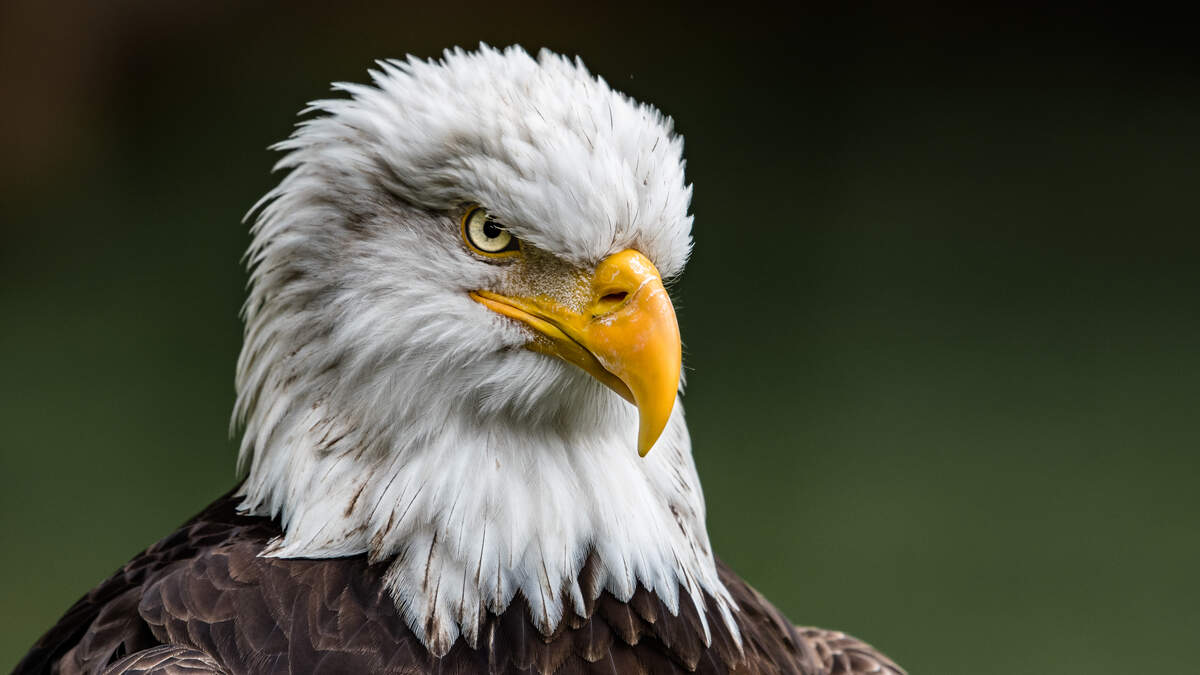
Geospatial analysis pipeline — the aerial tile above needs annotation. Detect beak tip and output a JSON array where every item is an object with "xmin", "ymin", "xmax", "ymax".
[{"xmin": 635, "ymin": 408, "xmax": 673, "ymax": 458}]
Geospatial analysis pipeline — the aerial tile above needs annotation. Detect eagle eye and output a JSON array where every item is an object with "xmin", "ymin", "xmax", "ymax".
[{"xmin": 462, "ymin": 207, "xmax": 520, "ymax": 257}]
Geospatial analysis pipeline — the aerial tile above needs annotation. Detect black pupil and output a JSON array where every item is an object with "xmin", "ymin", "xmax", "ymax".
[{"xmin": 482, "ymin": 220, "xmax": 503, "ymax": 239}]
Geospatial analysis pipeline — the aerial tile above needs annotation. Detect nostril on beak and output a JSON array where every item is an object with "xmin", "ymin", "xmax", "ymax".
[{"xmin": 593, "ymin": 290, "xmax": 630, "ymax": 316}]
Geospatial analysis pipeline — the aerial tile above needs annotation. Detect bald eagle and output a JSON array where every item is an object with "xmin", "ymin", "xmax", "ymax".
[{"xmin": 16, "ymin": 46, "xmax": 905, "ymax": 675}]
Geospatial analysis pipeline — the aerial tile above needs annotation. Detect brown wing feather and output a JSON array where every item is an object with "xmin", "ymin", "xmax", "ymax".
[
  {"xmin": 16, "ymin": 488, "xmax": 905, "ymax": 675},
  {"xmin": 101, "ymin": 645, "xmax": 226, "ymax": 674},
  {"xmin": 795, "ymin": 627, "xmax": 907, "ymax": 675},
  {"xmin": 15, "ymin": 490, "xmax": 259, "ymax": 675}
]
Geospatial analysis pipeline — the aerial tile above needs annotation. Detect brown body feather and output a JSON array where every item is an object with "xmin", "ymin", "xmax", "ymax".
[{"xmin": 15, "ymin": 491, "xmax": 903, "ymax": 675}]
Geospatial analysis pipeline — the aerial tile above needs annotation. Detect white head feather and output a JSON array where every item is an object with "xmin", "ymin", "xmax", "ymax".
[{"xmin": 233, "ymin": 45, "xmax": 735, "ymax": 655}]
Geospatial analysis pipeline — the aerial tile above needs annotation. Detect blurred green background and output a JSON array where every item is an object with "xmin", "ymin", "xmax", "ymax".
[{"xmin": 2, "ymin": 3, "xmax": 1197, "ymax": 673}]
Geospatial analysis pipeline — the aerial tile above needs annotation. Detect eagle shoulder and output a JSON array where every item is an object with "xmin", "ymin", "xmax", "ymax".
[
  {"xmin": 716, "ymin": 560, "xmax": 906, "ymax": 675},
  {"xmin": 13, "ymin": 493, "xmax": 253, "ymax": 675},
  {"xmin": 18, "ymin": 491, "xmax": 904, "ymax": 675}
]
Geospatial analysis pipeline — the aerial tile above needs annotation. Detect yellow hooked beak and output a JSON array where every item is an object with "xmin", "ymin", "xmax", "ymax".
[{"xmin": 471, "ymin": 249, "xmax": 681, "ymax": 457}]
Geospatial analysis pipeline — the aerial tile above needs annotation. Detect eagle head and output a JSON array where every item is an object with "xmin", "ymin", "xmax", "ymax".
[{"xmin": 233, "ymin": 45, "xmax": 733, "ymax": 655}]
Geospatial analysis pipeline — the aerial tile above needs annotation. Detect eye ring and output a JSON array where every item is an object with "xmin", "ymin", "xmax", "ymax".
[{"xmin": 461, "ymin": 207, "xmax": 521, "ymax": 258}]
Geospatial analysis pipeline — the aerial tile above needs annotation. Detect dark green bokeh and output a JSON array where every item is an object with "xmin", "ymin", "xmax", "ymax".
[{"xmin": 2, "ymin": 5, "xmax": 1197, "ymax": 673}]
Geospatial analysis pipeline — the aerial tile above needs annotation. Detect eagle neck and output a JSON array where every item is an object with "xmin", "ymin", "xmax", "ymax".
[{"xmin": 237, "ymin": 386, "xmax": 738, "ymax": 655}]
